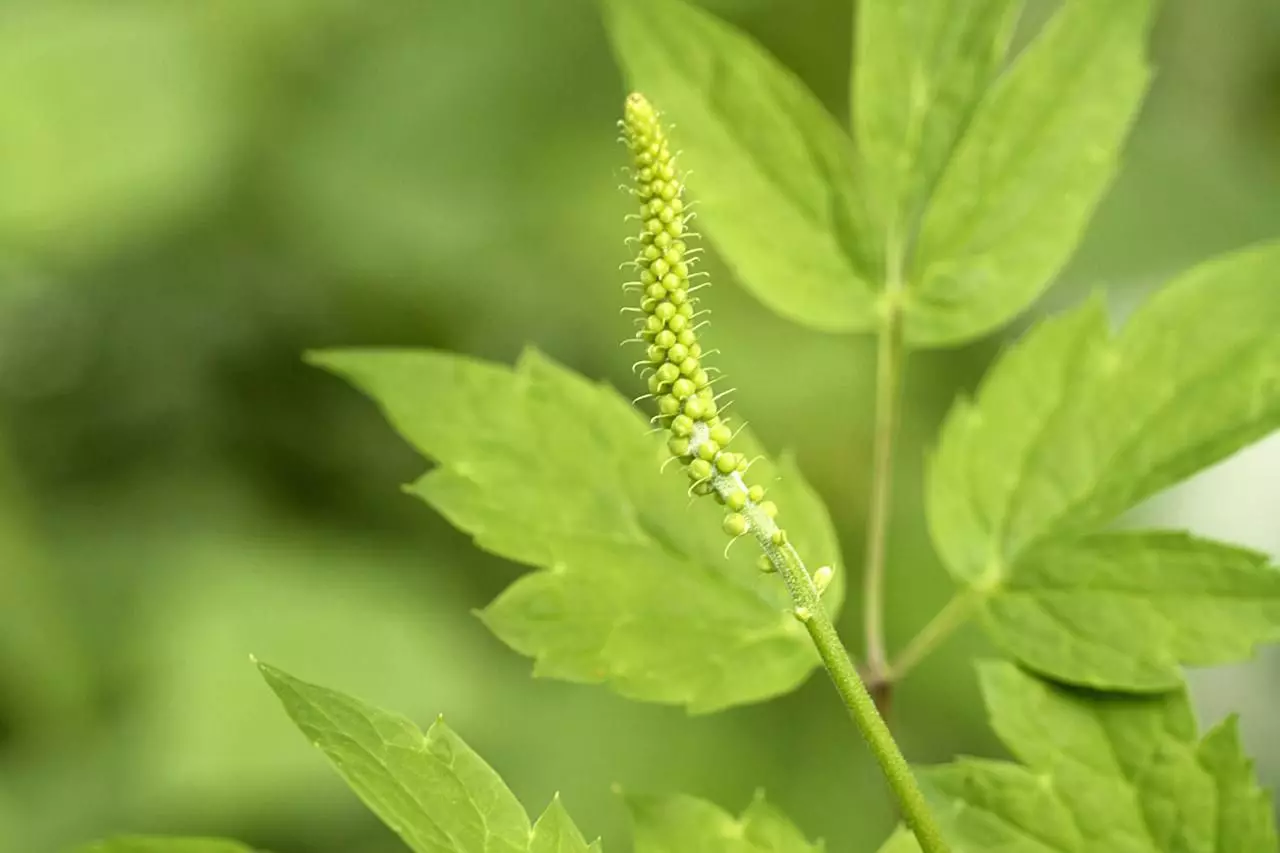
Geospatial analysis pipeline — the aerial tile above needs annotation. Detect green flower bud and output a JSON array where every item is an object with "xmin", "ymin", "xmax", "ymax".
[
  {"xmin": 723, "ymin": 513, "xmax": 748, "ymax": 536},
  {"xmin": 688, "ymin": 459, "xmax": 713, "ymax": 481},
  {"xmin": 621, "ymin": 92, "xmax": 783, "ymax": 549}
]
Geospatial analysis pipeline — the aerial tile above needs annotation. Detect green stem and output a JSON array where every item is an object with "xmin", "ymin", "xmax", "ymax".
[
  {"xmin": 863, "ymin": 291, "xmax": 906, "ymax": 682},
  {"xmin": 764, "ymin": 542, "xmax": 950, "ymax": 853},
  {"xmin": 887, "ymin": 589, "xmax": 981, "ymax": 682}
]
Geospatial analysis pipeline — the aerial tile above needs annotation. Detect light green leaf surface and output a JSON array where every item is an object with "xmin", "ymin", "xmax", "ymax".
[
  {"xmin": 312, "ymin": 348, "xmax": 843, "ymax": 712},
  {"xmin": 920, "ymin": 662, "xmax": 1278, "ymax": 852},
  {"xmin": 73, "ymin": 841, "xmax": 258, "ymax": 853},
  {"xmin": 852, "ymin": 0, "xmax": 1022, "ymax": 251},
  {"xmin": 530, "ymin": 796, "xmax": 599, "ymax": 853},
  {"xmin": 906, "ymin": 0, "xmax": 1154, "ymax": 345},
  {"xmin": 929, "ymin": 241, "xmax": 1280, "ymax": 688},
  {"xmin": 259, "ymin": 662, "xmax": 530, "ymax": 853},
  {"xmin": 984, "ymin": 533, "xmax": 1280, "ymax": 690},
  {"xmin": 602, "ymin": 0, "xmax": 880, "ymax": 334},
  {"xmin": 260, "ymin": 663, "xmax": 601, "ymax": 853},
  {"xmin": 628, "ymin": 791, "xmax": 820, "ymax": 853},
  {"xmin": 874, "ymin": 827, "xmax": 922, "ymax": 853}
]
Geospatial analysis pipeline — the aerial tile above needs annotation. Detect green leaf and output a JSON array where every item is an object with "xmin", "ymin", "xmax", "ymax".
[
  {"xmin": 929, "ymin": 241, "xmax": 1280, "ymax": 688},
  {"xmin": 602, "ymin": 0, "xmax": 880, "ymax": 334},
  {"xmin": 73, "ymin": 841, "xmax": 259, "ymax": 853},
  {"xmin": 984, "ymin": 532, "xmax": 1280, "ymax": 690},
  {"xmin": 628, "ymin": 791, "xmax": 820, "ymax": 853},
  {"xmin": 852, "ymin": 0, "xmax": 1022, "ymax": 248},
  {"xmin": 257, "ymin": 661, "xmax": 530, "ymax": 853},
  {"xmin": 905, "ymin": 0, "xmax": 1155, "ymax": 345},
  {"xmin": 920, "ymin": 662, "xmax": 1278, "ymax": 852},
  {"xmin": 874, "ymin": 827, "xmax": 922, "ymax": 853},
  {"xmin": 530, "ymin": 796, "xmax": 600, "ymax": 853},
  {"xmin": 312, "ymin": 348, "xmax": 844, "ymax": 712}
]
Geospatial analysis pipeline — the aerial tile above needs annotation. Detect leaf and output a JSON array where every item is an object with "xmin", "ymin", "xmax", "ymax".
[
  {"xmin": 73, "ymin": 841, "xmax": 259, "ymax": 853},
  {"xmin": 905, "ymin": 0, "xmax": 1155, "ymax": 345},
  {"xmin": 928, "ymin": 241, "xmax": 1280, "ymax": 688},
  {"xmin": 627, "ymin": 791, "xmax": 820, "ymax": 853},
  {"xmin": 602, "ymin": 0, "xmax": 880, "ymax": 334},
  {"xmin": 984, "ymin": 532, "xmax": 1280, "ymax": 690},
  {"xmin": 851, "ymin": 0, "xmax": 1022, "ymax": 247},
  {"xmin": 530, "ymin": 796, "xmax": 600, "ymax": 853},
  {"xmin": 311, "ymin": 347, "xmax": 844, "ymax": 712},
  {"xmin": 874, "ymin": 827, "xmax": 922, "ymax": 853},
  {"xmin": 919, "ymin": 662, "xmax": 1279, "ymax": 852},
  {"xmin": 257, "ymin": 661, "xmax": 530, "ymax": 853}
]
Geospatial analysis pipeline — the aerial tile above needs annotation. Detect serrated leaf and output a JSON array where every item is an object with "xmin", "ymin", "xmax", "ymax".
[
  {"xmin": 852, "ymin": 0, "xmax": 1022, "ymax": 247},
  {"xmin": 929, "ymin": 241, "xmax": 1280, "ymax": 688},
  {"xmin": 73, "ymin": 841, "xmax": 259, "ymax": 853},
  {"xmin": 602, "ymin": 0, "xmax": 880, "ymax": 334},
  {"xmin": 919, "ymin": 662, "xmax": 1278, "ymax": 853},
  {"xmin": 312, "ymin": 348, "xmax": 843, "ymax": 712},
  {"xmin": 1197, "ymin": 718, "xmax": 1279, "ymax": 851},
  {"xmin": 984, "ymin": 532, "xmax": 1280, "ymax": 690},
  {"xmin": 905, "ymin": 0, "xmax": 1154, "ymax": 345},
  {"xmin": 258, "ymin": 661, "xmax": 530, "ymax": 853},
  {"xmin": 530, "ymin": 796, "xmax": 599, "ymax": 853},
  {"xmin": 628, "ymin": 791, "xmax": 820, "ymax": 853}
]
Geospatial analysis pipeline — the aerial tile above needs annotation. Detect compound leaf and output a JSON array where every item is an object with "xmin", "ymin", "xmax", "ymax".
[
  {"xmin": 311, "ymin": 348, "xmax": 843, "ymax": 712},
  {"xmin": 920, "ymin": 662, "xmax": 1278, "ymax": 852},
  {"xmin": 602, "ymin": 0, "xmax": 880, "ymax": 333},
  {"xmin": 852, "ymin": 0, "xmax": 1022, "ymax": 252},
  {"xmin": 905, "ymin": 0, "xmax": 1154, "ymax": 345},
  {"xmin": 929, "ymin": 241, "xmax": 1280, "ymax": 689}
]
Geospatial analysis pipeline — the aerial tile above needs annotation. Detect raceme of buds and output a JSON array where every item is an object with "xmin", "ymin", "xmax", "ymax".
[{"xmin": 620, "ymin": 93, "xmax": 789, "ymax": 555}]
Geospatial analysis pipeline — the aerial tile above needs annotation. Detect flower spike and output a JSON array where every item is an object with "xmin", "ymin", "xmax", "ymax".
[{"xmin": 619, "ymin": 93, "xmax": 789, "ymax": 550}]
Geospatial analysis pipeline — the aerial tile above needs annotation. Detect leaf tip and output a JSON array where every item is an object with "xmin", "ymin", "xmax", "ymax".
[{"xmin": 301, "ymin": 349, "xmax": 337, "ymax": 370}]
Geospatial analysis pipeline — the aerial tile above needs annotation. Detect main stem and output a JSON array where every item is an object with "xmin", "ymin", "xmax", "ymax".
[
  {"xmin": 863, "ymin": 290, "xmax": 906, "ymax": 685},
  {"xmin": 768, "ymin": 544, "xmax": 950, "ymax": 853}
]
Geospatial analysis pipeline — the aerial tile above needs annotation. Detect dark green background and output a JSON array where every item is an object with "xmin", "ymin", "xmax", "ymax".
[{"xmin": 1, "ymin": 1, "xmax": 1278, "ymax": 851}]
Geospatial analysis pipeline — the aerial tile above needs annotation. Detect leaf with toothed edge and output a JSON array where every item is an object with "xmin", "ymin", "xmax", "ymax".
[
  {"xmin": 902, "ymin": 0, "xmax": 1156, "ymax": 346},
  {"xmin": 852, "ymin": 0, "xmax": 1023, "ymax": 258},
  {"xmin": 928, "ymin": 240, "xmax": 1280, "ymax": 690},
  {"xmin": 531, "ymin": 796, "xmax": 600, "ymax": 853},
  {"xmin": 308, "ymin": 347, "xmax": 844, "ymax": 712},
  {"xmin": 257, "ymin": 661, "xmax": 602, "ymax": 853},
  {"xmin": 916, "ymin": 661, "xmax": 1278, "ymax": 852}
]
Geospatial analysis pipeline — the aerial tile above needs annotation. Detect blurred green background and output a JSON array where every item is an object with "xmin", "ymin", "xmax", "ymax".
[{"xmin": 1, "ymin": 0, "xmax": 1278, "ymax": 851}]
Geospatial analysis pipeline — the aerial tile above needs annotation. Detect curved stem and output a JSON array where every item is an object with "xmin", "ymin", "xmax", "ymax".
[
  {"xmin": 887, "ymin": 589, "xmax": 982, "ymax": 682},
  {"xmin": 765, "ymin": 542, "xmax": 950, "ymax": 853},
  {"xmin": 863, "ymin": 292, "xmax": 906, "ymax": 683}
]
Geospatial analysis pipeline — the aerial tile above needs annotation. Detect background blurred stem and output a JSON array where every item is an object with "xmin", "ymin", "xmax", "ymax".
[
  {"xmin": 888, "ymin": 589, "xmax": 982, "ymax": 682},
  {"xmin": 863, "ymin": 248, "xmax": 907, "ymax": 697}
]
